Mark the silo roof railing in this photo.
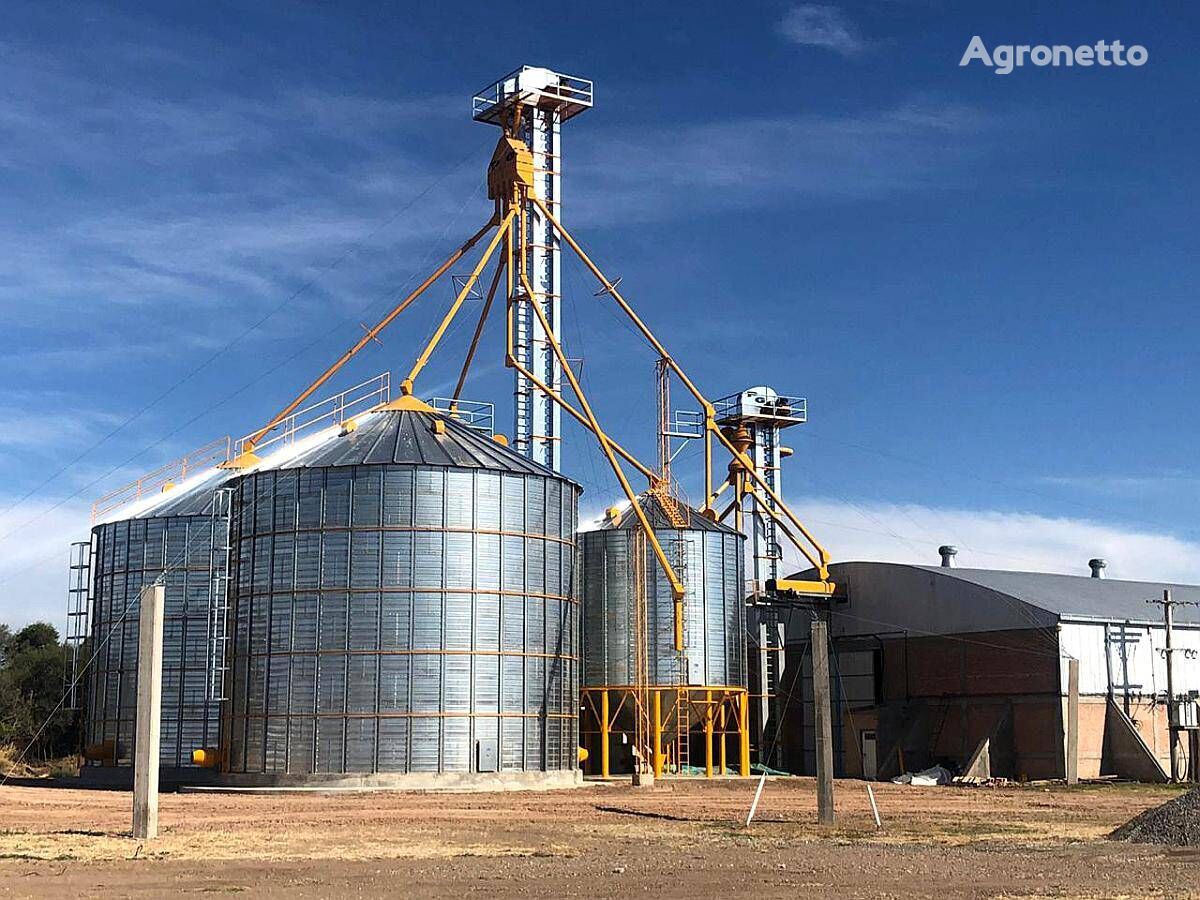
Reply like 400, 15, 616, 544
231, 371, 390, 458
90, 435, 231, 524
89, 372, 392, 524
426, 397, 495, 436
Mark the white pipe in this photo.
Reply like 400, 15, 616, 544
745, 773, 768, 826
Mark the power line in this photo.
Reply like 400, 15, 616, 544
0, 139, 486, 538
0, 145, 488, 550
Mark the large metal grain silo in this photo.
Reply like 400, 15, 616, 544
221, 398, 580, 783
83, 464, 235, 779
578, 493, 750, 778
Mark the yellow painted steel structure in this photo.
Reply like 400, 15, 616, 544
238, 93, 836, 686
580, 686, 751, 779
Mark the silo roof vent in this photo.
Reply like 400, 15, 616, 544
1089, 558, 1107, 579
938, 545, 958, 568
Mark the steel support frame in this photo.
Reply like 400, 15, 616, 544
528, 195, 832, 583
580, 686, 751, 779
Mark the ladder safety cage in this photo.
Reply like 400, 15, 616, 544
63, 539, 93, 710
206, 487, 236, 703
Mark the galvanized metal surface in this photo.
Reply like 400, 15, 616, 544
581, 500, 746, 688
85, 515, 222, 768
283, 407, 559, 476
224, 433, 580, 775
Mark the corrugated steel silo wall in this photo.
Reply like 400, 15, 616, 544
84, 516, 222, 768
224, 464, 579, 775
581, 528, 745, 688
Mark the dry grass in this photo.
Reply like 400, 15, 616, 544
0, 781, 1196, 899
0, 778, 1182, 863
0, 743, 79, 780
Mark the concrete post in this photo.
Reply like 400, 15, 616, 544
812, 617, 835, 824
132, 583, 164, 840
1066, 658, 1079, 786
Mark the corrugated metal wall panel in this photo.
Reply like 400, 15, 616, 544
220, 462, 578, 776
84, 516, 220, 770
581, 520, 746, 689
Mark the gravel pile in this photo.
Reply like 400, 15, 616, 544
1110, 787, 1200, 845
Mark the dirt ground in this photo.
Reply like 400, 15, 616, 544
0, 777, 1195, 899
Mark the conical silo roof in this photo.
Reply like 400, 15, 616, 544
280, 403, 577, 482
588, 491, 741, 534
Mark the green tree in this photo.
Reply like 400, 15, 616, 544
0, 623, 79, 762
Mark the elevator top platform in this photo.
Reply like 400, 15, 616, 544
472, 66, 593, 125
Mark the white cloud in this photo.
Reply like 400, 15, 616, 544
1037, 473, 1200, 498
785, 498, 1200, 584
0, 33, 486, 337
4, 493, 1198, 636
572, 99, 998, 225
0, 499, 91, 630
777, 4, 867, 57
0, 406, 125, 450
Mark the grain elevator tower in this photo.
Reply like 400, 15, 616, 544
473, 67, 592, 471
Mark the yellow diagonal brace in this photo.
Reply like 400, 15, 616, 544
244, 217, 497, 451
531, 195, 716, 504
516, 269, 687, 616
506, 356, 657, 482
401, 209, 515, 395
532, 194, 832, 582
451, 254, 506, 406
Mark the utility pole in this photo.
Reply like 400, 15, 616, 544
1147, 590, 1198, 783
811, 616, 835, 824
133, 582, 165, 839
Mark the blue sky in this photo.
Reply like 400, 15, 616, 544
2, 1, 1198, 624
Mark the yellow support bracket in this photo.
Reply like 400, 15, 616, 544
402, 209, 514, 396
768, 578, 839, 598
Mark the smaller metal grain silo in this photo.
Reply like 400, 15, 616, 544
82, 461, 235, 781
579, 492, 750, 779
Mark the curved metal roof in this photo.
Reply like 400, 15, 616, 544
787, 560, 1200, 630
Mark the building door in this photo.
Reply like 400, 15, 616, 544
861, 730, 878, 780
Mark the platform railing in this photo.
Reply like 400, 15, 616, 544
90, 436, 231, 523
427, 397, 495, 436
232, 371, 390, 458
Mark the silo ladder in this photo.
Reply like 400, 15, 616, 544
63, 540, 92, 711
206, 487, 235, 702
675, 688, 690, 772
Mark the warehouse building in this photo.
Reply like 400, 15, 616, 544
773, 553, 1200, 782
